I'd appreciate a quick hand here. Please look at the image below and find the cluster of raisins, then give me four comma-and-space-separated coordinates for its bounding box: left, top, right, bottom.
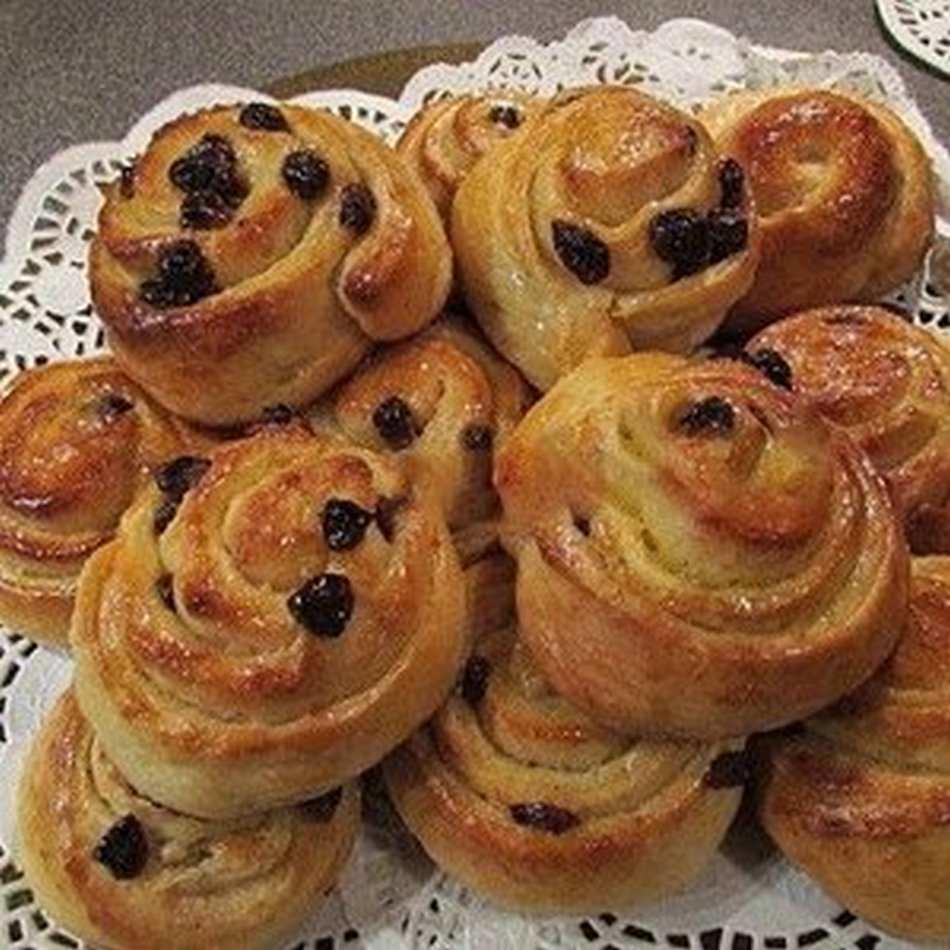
140, 240, 218, 309
169, 134, 248, 230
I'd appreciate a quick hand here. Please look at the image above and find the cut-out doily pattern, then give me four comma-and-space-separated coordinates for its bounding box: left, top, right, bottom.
877, 0, 950, 80
1, 16, 948, 950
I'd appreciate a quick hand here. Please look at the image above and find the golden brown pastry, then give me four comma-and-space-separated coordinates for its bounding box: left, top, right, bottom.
90, 101, 451, 427
384, 620, 745, 912
760, 557, 950, 942
309, 315, 531, 530
750, 305, 950, 554
398, 92, 543, 219
451, 85, 762, 390
700, 87, 934, 332
495, 352, 908, 739
18, 690, 358, 950
0, 357, 204, 647
71, 421, 466, 818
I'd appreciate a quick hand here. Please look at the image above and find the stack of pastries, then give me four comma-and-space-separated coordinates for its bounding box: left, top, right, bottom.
7, 78, 947, 947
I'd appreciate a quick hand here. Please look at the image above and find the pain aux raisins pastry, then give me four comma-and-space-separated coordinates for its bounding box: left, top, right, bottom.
17, 691, 358, 950
70, 422, 465, 818
384, 620, 745, 912
495, 352, 908, 739
397, 92, 544, 219
759, 557, 950, 942
0, 357, 205, 647
700, 87, 934, 332
90, 101, 451, 427
308, 314, 532, 531
750, 305, 950, 555
451, 85, 762, 390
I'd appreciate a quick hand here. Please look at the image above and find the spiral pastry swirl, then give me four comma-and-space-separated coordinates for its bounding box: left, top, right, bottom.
760, 557, 950, 941
17, 690, 358, 950
309, 315, 531, 530
451, 85, 762, 391
90, 102, 451, 426
398, 92, 544, 219
700, 87, 934, 331
495, 353, 908, 739
384, 619, 744, 912
0, 357, 204, 646
71, 424, 465, 818
751, 305, 950, 554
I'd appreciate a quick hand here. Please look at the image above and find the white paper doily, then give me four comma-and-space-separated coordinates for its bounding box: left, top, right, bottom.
876, 0, 950, 80
2, 16, 950, 950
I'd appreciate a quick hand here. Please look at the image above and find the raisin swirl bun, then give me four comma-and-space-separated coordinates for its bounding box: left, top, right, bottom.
0, 357, 204, 647
451, 85, 762, 391
90, 101, 451, 427
759, 557, 950, 941
495, 352, 909, 739
309, 315, 531, 530
70, 422, 465, 818
397, 93, 543, 219
18, 690, 358, 950
700, 87, 934, 332
750, 305, 950, 554
384, 618, 745, 912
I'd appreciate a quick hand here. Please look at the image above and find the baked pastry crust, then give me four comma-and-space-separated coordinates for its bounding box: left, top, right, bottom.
90, 102, 451, 426
71, 423, 465, 818
495, 352, 908, 739
0, 357, 203, 646
700, 87, 934, 332
384, 621, 743, 912
18, 690, 358, 950
760, 557, 950, 942
451, 85, 761, 390
751, 305, 950, 554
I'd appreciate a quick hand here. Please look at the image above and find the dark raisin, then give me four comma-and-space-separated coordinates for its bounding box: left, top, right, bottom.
141, 240, 218, 309
339, 183, 376, 234
239, 102, 290, 132
573, 515, 591, 536
649, 209, 710, 279
707, 209, 748, 264
299, 787, 343, 822
509, 802, 579, 835
168, 134, 237, 194
98, 393, 134, 421
180, 189, 234, 230
139, 278, 177, 309
287, 573, 354, 637
683, 125, 699, 155
462, 425, 493, 452
322, 498, 373, 551
705, 750, 753, 789
282, 149, 330, 200
551, 220, 610, 285
156, 574, 175, 611
375, 495, 407, 542
372, 396, 417, 449
260, 403, 297, 425
93, 814, 148, 880
745, 348, 793, 390
718, 158, 745, 210
460, 655, 491, 705
489, 104, 521, 129
119, 160, 137, 198
155, 455, 212, 500
153, 496, 179, 535
678, 396, 735, 436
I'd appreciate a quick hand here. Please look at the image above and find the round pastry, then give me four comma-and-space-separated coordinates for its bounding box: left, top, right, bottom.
0, 356, 204, 647
71, 421, 466, 818
759, 557, 950, 942
384, 620, 745, 912
495, 352, 909, 739
750, 305, 950, 554
18, 690, 358, 950
90, 101, 451, 426
700, 87, 934, 332
398, 92, 543, 219
451, 85, 762, 391
309, 314, 531, 530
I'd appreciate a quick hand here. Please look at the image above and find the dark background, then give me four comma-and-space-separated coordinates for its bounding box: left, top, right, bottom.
0, 0, 947, 231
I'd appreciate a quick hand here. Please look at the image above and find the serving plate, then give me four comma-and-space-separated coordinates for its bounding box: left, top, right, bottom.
1, 17, 949, 950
